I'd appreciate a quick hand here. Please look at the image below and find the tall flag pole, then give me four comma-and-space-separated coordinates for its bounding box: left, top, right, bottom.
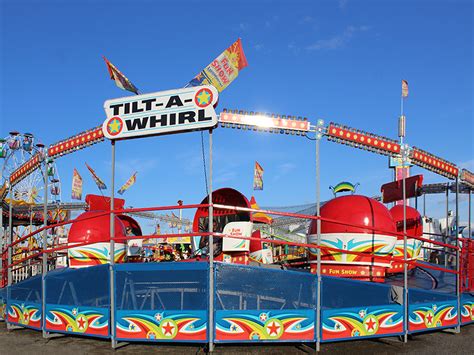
117, 172, 137, 195
400, 80, 408, 145
253, 161, 264, 190
85, 163, 107, 191
103, 56, 140, 95
188, 38, 248, 92
71, 168, 83, 200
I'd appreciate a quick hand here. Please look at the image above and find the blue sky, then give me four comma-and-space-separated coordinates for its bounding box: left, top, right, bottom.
1, 0, 472, 228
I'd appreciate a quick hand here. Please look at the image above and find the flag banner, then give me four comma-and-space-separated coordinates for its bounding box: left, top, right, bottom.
85, 163, 107, 190
103, 56, 139, 94
253, 161, 264, 190
118, 172, 137, 195
402, 80, 409, 97
71, 168, 83, 200
188, 38, 248, 92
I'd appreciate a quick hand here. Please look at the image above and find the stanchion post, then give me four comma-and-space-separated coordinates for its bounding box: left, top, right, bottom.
42, 160, 48, 337
402, 144, 408, 343
0, 202, 3, 287
8, 186, 12, 287
208, 129, 214, 352
110, 140, 117, 348
445, 183, 449, 267
455, 177, 460, 332
315, 137, 322, 352
314, 120, 324, 352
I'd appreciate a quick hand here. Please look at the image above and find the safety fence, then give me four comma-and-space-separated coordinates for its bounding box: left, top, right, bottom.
0, 202, 473, 347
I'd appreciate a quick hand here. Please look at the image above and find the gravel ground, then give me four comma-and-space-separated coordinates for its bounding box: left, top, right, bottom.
0, 322, 473, 354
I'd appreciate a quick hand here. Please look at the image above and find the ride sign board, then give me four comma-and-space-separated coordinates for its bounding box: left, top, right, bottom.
102, 86, 219, 140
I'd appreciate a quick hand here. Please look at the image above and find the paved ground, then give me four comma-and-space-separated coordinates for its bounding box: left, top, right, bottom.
0, 322, 473, 354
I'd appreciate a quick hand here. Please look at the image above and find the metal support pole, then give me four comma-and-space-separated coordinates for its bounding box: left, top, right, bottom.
455, 177, 460, 332
445, 183, 449, 268
208, 129, 214, 352
315, 138, 322, 352
0, 203, 3, 287
42, 161, 48, 337
423, 193, 426, 217
402, 146, 408, 343
109, 141, 117, 348
468, 189, 472, 292
8, 187, 12, 287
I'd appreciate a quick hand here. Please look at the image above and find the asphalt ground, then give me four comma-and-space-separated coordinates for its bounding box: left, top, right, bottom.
0, 322, 473, 354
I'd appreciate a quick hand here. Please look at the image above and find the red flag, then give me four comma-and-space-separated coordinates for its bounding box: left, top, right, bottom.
402, 80, 409, 98
85, 163, 107, 190
103, 56, 139, 95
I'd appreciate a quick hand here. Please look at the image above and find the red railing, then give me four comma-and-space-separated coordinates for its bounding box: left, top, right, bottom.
0, 202, 463, 286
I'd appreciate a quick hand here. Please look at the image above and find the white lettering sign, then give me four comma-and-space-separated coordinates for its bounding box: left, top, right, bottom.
102, 86, 219, 140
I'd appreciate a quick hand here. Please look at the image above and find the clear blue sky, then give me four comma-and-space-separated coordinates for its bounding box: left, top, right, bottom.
1, 0, 472, 227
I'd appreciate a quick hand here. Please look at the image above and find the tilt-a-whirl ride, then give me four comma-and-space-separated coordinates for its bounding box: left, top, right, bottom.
1, 47, 473, 350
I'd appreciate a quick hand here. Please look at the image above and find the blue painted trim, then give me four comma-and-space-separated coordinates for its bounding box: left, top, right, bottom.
44, 328, 111, 339
320, 331, 403, 343
408, 324, 458, 334
115, 337, 208, 343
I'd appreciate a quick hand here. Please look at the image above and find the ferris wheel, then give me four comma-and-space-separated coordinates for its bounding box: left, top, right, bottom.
0, 131, 61, 205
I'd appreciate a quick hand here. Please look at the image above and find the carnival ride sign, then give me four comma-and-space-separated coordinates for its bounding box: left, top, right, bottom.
102, 86, 219, 140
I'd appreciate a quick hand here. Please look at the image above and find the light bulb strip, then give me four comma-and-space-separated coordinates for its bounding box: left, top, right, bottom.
326, 122, 401, 156
410, 147, 458, 179
48, 126, 104, 159
461, 169, 474, 188
10, 153, 43, 186
219, 110, 311, 133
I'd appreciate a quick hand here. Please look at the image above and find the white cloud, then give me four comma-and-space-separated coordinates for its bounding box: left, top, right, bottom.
305, 25, 370, 51
114, 158, 158, 178
338, 0, 348, 10
214, 170, 237, 185
239, 23, 249, 31
299, 16, 314, 24
253, 43, 264, 51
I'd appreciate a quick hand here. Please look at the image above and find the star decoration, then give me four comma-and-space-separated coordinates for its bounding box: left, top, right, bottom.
108, 118, 122, 133
426, 312, 433, 325
259, 313, 268, 322
154, 313, 162, 322
335, 323, 341, 330
77, 316, 86, 329
365, 317, 376, 332
72, 308, 78, 316
266, 321, 280, 336
162, 321, 175, 336
230, 324, 238, 332
196, 90, 211, 106
251, 333, 260, 340
433, 305, 437, 312
358, 310, 366, 318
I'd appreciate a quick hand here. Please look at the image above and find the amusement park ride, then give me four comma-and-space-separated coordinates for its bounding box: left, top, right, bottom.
0, 82, 473, 352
